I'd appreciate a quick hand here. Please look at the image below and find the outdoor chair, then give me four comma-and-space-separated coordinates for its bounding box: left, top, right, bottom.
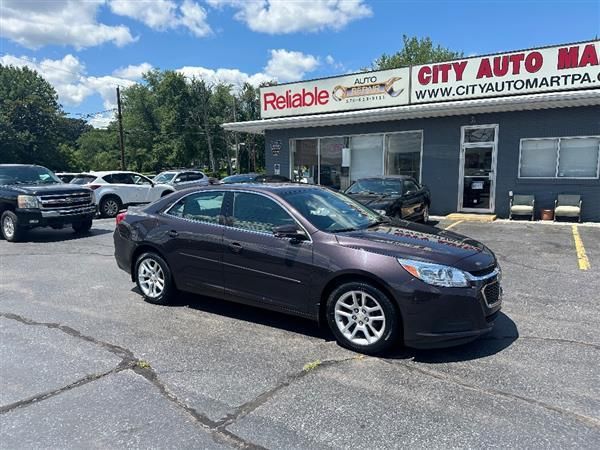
509, 194, 535, 221
554, 195, 582, 223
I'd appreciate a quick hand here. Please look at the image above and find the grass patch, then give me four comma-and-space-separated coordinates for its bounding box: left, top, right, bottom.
303, 359, 322, 372
136, 360, 151, 369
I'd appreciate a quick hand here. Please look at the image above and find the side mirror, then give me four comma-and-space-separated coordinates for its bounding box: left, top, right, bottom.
273, 224, 307, 241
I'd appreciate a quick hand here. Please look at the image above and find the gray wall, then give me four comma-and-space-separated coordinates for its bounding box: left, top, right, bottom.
264, 106, 600, 221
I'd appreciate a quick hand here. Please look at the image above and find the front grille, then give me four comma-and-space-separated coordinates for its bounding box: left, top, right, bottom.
482, 281, 501, 307
38, 192, 93, 212
469, 264, 497, 277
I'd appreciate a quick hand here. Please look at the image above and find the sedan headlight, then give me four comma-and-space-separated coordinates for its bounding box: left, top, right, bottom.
397, 258, 470, 287
17, 195, 40, 209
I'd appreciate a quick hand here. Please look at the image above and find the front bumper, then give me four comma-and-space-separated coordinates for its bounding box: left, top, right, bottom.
17, 204, 97, 228
400, 274, 502, 349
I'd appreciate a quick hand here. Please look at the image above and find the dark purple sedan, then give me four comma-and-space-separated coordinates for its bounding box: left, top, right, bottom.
114, 184, 502, 354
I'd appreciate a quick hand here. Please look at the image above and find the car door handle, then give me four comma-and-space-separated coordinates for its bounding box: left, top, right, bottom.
168, 230, 179, 238
229, 242, 243, 253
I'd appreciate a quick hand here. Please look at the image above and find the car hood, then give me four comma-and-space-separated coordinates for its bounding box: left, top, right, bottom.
334, 220, 496, 272
6, 183, 92, 196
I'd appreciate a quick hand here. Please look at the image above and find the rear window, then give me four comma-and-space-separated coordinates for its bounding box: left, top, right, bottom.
70, 175, 96, 185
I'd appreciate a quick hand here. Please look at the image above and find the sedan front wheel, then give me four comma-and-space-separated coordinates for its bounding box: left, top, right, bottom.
326, 282, 400, 354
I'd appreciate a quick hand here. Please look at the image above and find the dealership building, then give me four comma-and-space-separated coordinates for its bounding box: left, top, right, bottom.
224, 40, 600, 221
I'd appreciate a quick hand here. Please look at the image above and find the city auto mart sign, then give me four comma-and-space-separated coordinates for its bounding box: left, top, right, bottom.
411, 40, 599, 103
260, 68, 410, 119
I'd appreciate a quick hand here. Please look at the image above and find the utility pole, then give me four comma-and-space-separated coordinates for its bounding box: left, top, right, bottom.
116, 86, 125, 170
232, 97, 239, 174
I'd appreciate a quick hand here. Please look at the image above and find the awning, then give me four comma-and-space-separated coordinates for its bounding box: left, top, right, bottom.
222, 89, 600, 134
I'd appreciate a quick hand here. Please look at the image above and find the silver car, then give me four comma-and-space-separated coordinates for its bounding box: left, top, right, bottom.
152, 170, 210, 190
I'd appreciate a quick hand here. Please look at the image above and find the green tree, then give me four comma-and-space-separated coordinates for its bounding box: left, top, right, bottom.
372, 35, 463, 70
0, 65, 64, 168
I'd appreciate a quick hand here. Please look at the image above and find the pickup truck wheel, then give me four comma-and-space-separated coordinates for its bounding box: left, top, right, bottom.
99, 196, 121, 218
73, 219, 93, 233
135, 252, 175, 305
1, 211, 24, 242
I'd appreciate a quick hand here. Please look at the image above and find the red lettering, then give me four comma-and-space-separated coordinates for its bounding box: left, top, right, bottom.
579, 43, 599, 67
276, 96, 286, 109
493, 56, 509, 76
452, 61, 468, 81
302, 88, 315, 106
291, 93, 302, 108
557, 46, 580, 69
525, 51, 543, 73
318, 90, 329, 105
418, 66, 432, 85
263, 93, 276, 110
437, 63, 452, 82
509, 53, 525, 74
476, 58, 493, 79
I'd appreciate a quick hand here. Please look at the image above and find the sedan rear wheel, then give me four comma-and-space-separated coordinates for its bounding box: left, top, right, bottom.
135, 252, 174, 305
326, 282, 400, 354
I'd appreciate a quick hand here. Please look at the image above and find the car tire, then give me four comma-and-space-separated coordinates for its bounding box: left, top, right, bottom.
421, 204, 430, 223
1, 210, 25, 242
134, 252, 175, 305
99, 195, 122, 218
326, 282, 400, 355
72, 219, 93, 233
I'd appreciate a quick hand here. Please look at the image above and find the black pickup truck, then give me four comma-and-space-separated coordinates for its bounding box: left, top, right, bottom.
0, 164, 97, 242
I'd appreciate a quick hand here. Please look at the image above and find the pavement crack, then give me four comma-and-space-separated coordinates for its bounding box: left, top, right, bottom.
0, 362, 135, 414
214, 357, 357, 431
381, 359, 600, 429
0, 312, 264, 449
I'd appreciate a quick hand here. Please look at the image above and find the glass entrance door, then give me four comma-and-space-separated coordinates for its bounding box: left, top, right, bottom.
458, 125, 498, 213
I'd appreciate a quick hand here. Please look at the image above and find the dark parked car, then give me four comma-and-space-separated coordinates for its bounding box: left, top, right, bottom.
345, 176, 431, 222
114, 184, 501, 354
0, 164, 96, 242
220, 173, 292, 184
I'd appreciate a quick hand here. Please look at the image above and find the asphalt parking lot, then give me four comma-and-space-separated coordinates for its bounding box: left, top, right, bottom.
1, 218, 599, 448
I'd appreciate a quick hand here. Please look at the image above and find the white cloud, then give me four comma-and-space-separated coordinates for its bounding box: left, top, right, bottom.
0, 0, 136, 49
113, 62, 154, 80
0, 54, 135, 111
207, 0, 372, 34
109, 0, 212, 37
264, 49, 319, 82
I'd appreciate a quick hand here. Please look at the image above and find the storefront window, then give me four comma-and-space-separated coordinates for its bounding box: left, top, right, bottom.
350, 135, 383, 183
320, 137, 346, 190
519, 136, 600, 179
385, 131, 423, 181
291, 139, 318, 184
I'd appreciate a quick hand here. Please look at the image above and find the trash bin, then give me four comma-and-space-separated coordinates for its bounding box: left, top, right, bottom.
541, 209, 554, 221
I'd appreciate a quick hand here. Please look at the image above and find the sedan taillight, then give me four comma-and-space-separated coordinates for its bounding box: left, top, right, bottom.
116, 211, 127, 225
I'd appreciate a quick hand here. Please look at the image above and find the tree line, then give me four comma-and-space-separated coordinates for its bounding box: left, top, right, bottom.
1, 36, 462, 175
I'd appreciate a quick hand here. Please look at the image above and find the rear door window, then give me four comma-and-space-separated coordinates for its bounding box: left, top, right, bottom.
167, 191, 225, 224
70, 175, 96, 185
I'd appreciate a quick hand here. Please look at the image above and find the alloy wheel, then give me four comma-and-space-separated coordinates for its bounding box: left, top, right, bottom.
334, 290, 386, 345
3, 215, 15, 239
103, 199, 119, 217
137, 258, 165, 298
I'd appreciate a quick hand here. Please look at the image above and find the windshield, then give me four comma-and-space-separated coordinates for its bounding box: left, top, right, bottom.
70, 175, 96, 185
281, 188, 383, 232
0, 165, 62, 185
346, 179, 403, 195
153, 172, 177, 184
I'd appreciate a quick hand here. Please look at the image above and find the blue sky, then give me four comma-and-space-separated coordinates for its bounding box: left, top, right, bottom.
1, 0, 598, 126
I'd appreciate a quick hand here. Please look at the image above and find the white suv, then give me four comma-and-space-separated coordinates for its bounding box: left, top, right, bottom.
71, 171, 175, 218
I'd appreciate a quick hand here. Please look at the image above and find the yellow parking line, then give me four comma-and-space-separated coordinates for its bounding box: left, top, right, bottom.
572, 225, 590, 271
445, 220, 464, 230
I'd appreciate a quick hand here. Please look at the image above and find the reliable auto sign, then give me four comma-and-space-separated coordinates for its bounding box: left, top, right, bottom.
411, 41, 599, 103
260, 68, 410, 118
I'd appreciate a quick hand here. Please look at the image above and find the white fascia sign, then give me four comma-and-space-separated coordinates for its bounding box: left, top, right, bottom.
411, 41, 600, 103
260, 68, 410, 119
